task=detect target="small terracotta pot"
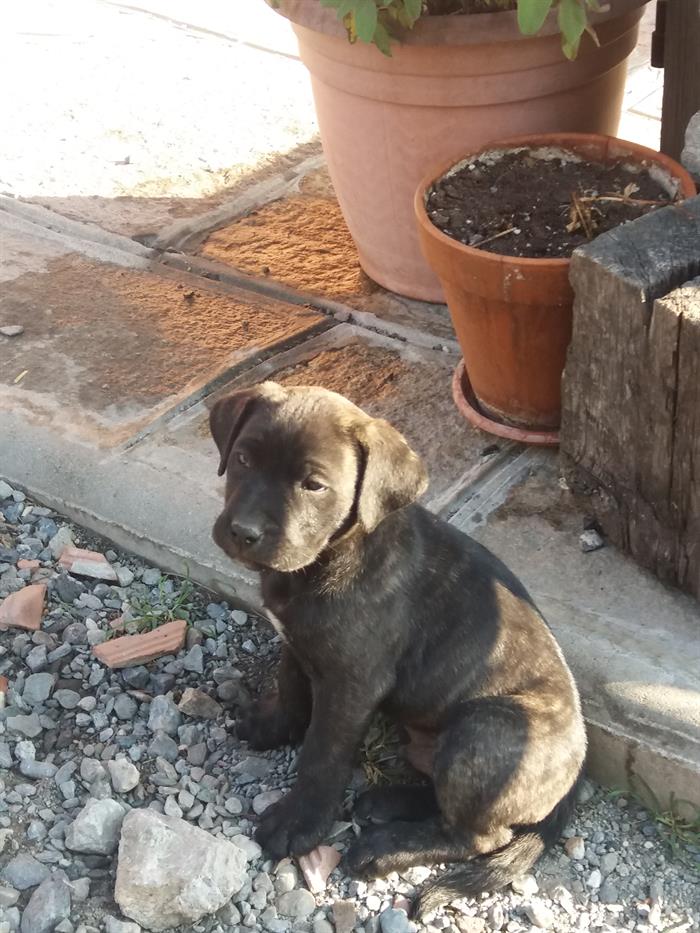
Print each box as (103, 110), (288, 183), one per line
(415, 133), (697, 433)
(279, 0), (647, 302)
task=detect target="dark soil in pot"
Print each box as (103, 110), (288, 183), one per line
(426, 146), (683, 258)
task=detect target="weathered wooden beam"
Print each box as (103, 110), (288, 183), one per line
(561, 196), (700, 598)
(660, 0), (700, 160)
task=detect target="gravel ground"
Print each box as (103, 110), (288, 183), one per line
(1, 481), (698, 933)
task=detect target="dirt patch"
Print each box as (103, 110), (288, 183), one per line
(199, 194), (376, 299)
(426, 148), (679, 258)
(276, 345), (409, 403)
(493, 464), (584, 532)
(265, 341), (490, 501)
(0, 255), (324, 419)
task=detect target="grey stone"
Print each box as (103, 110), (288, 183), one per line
(585, 869), (602, 890)
(62, 623), (87, 645)
(1, 853), (51, 890)
(121, 667), (149, 690)
(0, 885), (20, 908)
(147, 696), (181, 735)
(114, 695), (138, 721)
(0, 480), (14, 499)
(524, 901), (553, 929)
(277, 890), (316, 920)
(275, 864), (298, 894)
(54, 574), (84, 605)
(0, 325), (25, 338)
(19, 871), (71, 933)
(232, 834), (262, 862)
(67, 878), (90, 902)
(104, 917), (141, 933)
(682, 111), (700, 178)
(26, 820), (48, 842)
(579, 529), (604, 553)
(114, 808), (247, 932)
(6, 713), (42, 738)
(65, 798), (125, 854)
(600, 851), (618, 874)
(253, 790), (284, 815)
(22, 674), (55, 706)
(147, 732), (178, 763)
(598, 880), (619, 904)
(19, 758), (57, 780)
(107, 759), (140, 794)
(0, 744), (12, 770)
(313, 919), (334, 933)
(182, 645), (204, 674)
(25, 646), (48, 673)
(379, 908), (414, 933)
(48, 527), (74, 560)
(232, 756), (272, 779)
(141, 569), (161, 586)
(177, 687), (221, 720)
(54, 690), (81, 710)
(511, 874), (538, 896)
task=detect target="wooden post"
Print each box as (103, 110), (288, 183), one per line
(561, 196), (700, 598)
(660, 0), (700, 160)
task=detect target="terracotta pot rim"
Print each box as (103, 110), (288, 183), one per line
(280, 0), (647, 46)
(414, 131), (698, 268)
(452, 361), (561, 446)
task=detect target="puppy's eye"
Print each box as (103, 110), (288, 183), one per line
(302, 478), (326, 493)
(237, 451), (251, 468)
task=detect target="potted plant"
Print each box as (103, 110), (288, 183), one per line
(269, 0), (649, 302)
(413, 132), (696, 442)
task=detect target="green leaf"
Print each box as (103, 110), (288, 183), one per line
(403, 0), (423, 23)
(517, 0), (553, 35)
(354, 0), (379, 42)
(373, 20), (393, 54)
(558, 0), (586, 56)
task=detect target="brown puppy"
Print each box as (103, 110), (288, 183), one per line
(210, 381), (586, 915)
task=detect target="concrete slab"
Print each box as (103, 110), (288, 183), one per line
(456, 454), (700, 812)
(2, 0), (318, 229)
(0, 225), (329, 442)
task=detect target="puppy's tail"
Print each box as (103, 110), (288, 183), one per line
(413, 775), (581, 919)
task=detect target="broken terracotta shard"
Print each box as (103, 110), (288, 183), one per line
(0, 583), (46, 631)
(92, 619), (187, 669)
(298, 845), (342, 894)
(58, 546), (118, 582)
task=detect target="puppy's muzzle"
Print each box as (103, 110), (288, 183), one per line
(230, 520), (264, 550)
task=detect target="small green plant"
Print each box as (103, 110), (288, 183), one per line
(304, 0), (602, 59)
(608, 780), (700, 872)
(105, 574), (195, 640)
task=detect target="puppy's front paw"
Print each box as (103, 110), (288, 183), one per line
(254, 792), (334, 859)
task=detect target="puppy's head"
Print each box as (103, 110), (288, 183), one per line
(209, 381), (428, 573)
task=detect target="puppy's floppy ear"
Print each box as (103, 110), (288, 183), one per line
(209, 382), (284, 477)
(353, 418), (428, 533)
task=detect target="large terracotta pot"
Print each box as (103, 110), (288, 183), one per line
(414, 133), (697, 437)
(279, 0), (648, 302)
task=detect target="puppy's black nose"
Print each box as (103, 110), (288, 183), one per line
(230, 521), (263, 548)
